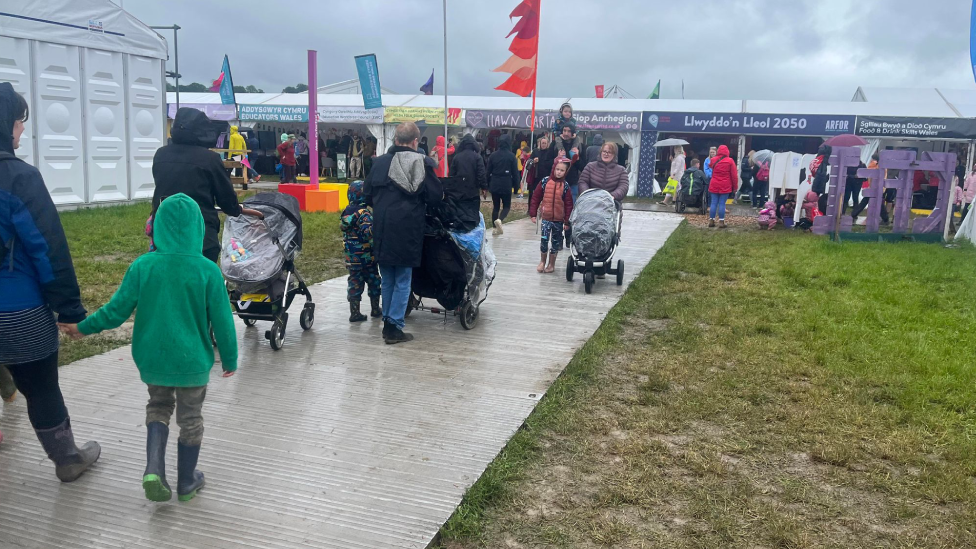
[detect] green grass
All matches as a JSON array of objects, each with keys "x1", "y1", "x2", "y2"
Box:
[
  {"x1": 438, "y1": 224, "x2": 976, "y2": 548},
  {"x1": 56, "y1": 202, "x2": 344, "y2": 366}
]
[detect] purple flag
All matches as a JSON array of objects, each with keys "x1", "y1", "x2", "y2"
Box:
[{"x1": 420, "y1": 70, "x2": 434, "y2": 95}]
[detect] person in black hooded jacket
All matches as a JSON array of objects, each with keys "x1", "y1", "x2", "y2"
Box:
[
  {"x1": 487, "y1": 134, "x2": 520, "y2": 235},
  {"x1": 0, "y1": 81, "x2": 100, "y2": 481},
  {"x1": 152, "y1": 108, "x2": 255, "y2": 263},
  {"x1": 446, "y1": 134, "x2": 487, "y2": 232}
]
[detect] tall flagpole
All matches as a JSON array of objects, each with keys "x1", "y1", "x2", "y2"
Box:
[
  {"x1": 443, "y1": 0, "x2": 449, "y2": 162},
  {"x1": 529, "y1": 0, "x2": 541, "y2": 153}
]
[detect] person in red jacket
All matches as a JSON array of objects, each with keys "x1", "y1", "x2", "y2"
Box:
[
  {"x1": 707, "y1": 144, "x2": 738, "y2": 228},
  {"x1": 277, "y1": 135, "x2": 297, "y2": 183},
  {"x1": 529, "y1": 158, "x2": 574, "y2": 273},
  {"x1": 431, "y1": 135, "x2": 455, "y2": 178}
]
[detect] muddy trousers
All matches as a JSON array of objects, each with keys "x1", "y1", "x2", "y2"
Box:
[{"x1": 146, "y1": 385, "x2": 207, "y2": 446}]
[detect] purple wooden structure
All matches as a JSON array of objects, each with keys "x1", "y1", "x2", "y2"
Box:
[
  {"x1": 812, "y1": 146, "x2": 860, "y2": 235},
  {"x1": 813, "y1": 147, "x2": 956, "y2": 237}
]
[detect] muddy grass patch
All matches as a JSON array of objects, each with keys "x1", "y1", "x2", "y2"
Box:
[{"x1": 437, "y1": 223, "x2": 976, "y2": 549}]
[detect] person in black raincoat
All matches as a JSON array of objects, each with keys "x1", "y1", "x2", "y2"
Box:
[
  {"x1": 152, "y1": 108, "x2": 257, "y2": 263},
  {"x1": 487, "y1": 134, "x2": 520, "y2": 235},
  {"x1": 364, "y1": 122, "x2": 442, "y2": 344}
]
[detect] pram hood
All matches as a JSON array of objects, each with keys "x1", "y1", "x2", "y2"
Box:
[
  {"x1": 221, "y1": 192, "x2": 302, "y2": 291},
  {"x1": 569, "y1": 189, "x2": 618, "y2": 261}
]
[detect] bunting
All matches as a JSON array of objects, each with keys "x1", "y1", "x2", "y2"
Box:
[{"x1": 493, "y1": 0, "x2": 540, "y2": 97}]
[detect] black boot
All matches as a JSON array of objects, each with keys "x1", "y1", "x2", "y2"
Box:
[
  {"x1": 34, "y1": 417, "x2": 101, "y2": 482},
  {"x1": 370, "y1": 296, "x2": 382, "y2": 318},
  {"x1": 177, "y1": 441, "x2": 206, "y2": 502},
  {"x1": 142, "y1": 422, "x2": 172, "y2": 502},
  {"x1": 384, "y1": 326, "x2": 415, "y2": 345},
  {"x1": 349, "y1": 301, "x2": 367, "y2": 323},
  {"x1": 382, "y1": 320, "x2": 393, "y2": 340}
]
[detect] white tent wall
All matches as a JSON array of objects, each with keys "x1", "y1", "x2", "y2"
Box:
[
  {"x1": 84, "y1": 48, "x2": 128, "y2": 203},
  {"x1": 126, "y1": 55, "x2": 165, "y2": 200},
  {"x1": 33, "y1": 41, "x2": 86, "y2": 205},
  {"x1": 1, "y1": 0, "x2": 168, "y2": 206},
  {"x1": 0, "y1": 36, "x2": 35, "y2": 167}
]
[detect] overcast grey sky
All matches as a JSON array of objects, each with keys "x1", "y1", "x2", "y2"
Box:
[{"x1": 120, "y1": 0, "x2": 975, "y2": 101}]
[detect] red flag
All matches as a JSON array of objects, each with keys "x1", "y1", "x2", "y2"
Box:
[
  {"x1": 496, "y1": 73, "x2": 536, "y2": 97},
  {"x1": 595, "y1": 85, "x2": 604, "y2": 98},
  {"x1": 494, "y1": 0, "x2": 541, "y2": 98},
  {"x1": 209, "y1": 72, "x2": 224, "y2": 92}
]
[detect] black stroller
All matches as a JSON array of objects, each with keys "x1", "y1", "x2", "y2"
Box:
[
  {"x1": 221, "y1": 192, "x2": 314, "y2": 350},
  {"x1": 566, "y1": 189, "x2": 624, "y2": 294},
  {"x1": 407, "y1": 213, "x2": 496, "y2": 329},
  {"x1": 675, "y1": 171, "x2": 708, "y2": 214}
]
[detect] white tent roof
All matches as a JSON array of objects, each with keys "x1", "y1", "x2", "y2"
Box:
[
  {"x1": 0, "y1": 0, "x2": 168, "y2": 59},
  {"x1": 852, "y1": 86, "x2": 976, "y2": 117},
  {"x1": 167, "y1": 92, "x2": 976, "y2": 121}
]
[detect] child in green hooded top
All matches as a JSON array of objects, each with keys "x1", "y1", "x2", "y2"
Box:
[{"x1": 60, "y1": 193, "x2": 238, "y2": 503}]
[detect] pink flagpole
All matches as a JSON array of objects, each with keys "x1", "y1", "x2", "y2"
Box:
[{"x1": 308, "y1": 50, "x2": 319, "y2": 188}]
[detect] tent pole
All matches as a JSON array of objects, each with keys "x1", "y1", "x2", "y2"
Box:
[{"x1": 443, "y1": 0, "x2": 448, "y2": 160}]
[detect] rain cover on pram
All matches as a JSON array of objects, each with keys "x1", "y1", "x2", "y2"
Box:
[
  {"x1": 570, "y1": 189, "x2": 618, "y2": 261},
  {"x1": 221, "y1": 192, "x2": 302, "y2": 292},
  {"x1": 413, "y1": 214, "x2": 496, "y2": 310}
]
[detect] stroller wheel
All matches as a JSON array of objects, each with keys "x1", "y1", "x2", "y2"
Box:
[
  {"x1": 616, "y1": 260, "x2": 625, "y2": 286},
  {"x1": 459, "y1": 301, "x2": 479, "y2": 330},
  {"x1": 268, "y1": 321, "x2": 285, "y2": 350},
  {"x1": 405, "y1": 294, "x2": 419, "y2": 317},
  {"x1": 300, "y1": 304, "x2": 315, "y2": 331},
  {"x1": 242, "y1": 318, "x2": 257, "y2": 327},
  {"x1": 565, "y1": 256, "x2": 575, "y2": 282},
  {"x1": 584, "y1": 271, "x2": 594, "y2": 294}
]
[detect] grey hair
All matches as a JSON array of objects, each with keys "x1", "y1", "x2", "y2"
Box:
[{"x1": 394, "y1": 122, "x2": 420, "y2": 145}]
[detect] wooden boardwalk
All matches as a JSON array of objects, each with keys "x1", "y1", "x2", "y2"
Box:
[{"x1": 0, "y1": 212, "x2": 682, "y2": 548}]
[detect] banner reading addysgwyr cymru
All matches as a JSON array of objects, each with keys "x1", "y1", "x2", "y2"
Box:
[
  {"x1": 643, "y1": 111, "x2": 856, "y2": 136},
  {"x1": 854, "y1": 116, "x2": 976, "y2": 140},
  {"x1": 237, "y1": 105, "x2": 384, "y2": 124},
  {"x1": 384, "y1": 106, "x2": 463, "y2": 126},
  {"x1": 354, "y1": 54, "x2": 383, "y2": 111},
  {"x1": 238, "y1": 105, "x2": 309, "y2": 122}
]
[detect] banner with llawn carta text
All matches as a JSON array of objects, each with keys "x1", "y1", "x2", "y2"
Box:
[
  {"x1": 465, "y1": 110, "x2": 640, "y2": 131},
  {"x1": 384, "y1": 106, "x2": 464, "y2": 126}
]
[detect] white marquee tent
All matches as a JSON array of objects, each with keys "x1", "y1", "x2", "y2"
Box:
[{"x1": 0, "y1": 0, "x2": 168, "y2": 206}]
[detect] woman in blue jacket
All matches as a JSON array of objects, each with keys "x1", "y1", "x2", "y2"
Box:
[{"x1": 0, "y1": 82, "x2": 100, "y2": 481}]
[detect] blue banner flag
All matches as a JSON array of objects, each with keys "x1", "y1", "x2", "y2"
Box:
[
  {"x1": 420, "y1": 70, "x2": 434, "y2": 95},
  {"x1": 219, "y1": 55, "x2": 236, "y2": 105},
  {"x1": 971, "y1": 1, "x2": 976, "y2": 83},
  {"x1": 355, "y1": 54, "x2": 383, "y2": 110}
]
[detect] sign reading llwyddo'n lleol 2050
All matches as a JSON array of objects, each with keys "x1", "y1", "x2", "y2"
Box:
[{"x1": 642, "y1": 112, "x2": 856, "y2": 136}]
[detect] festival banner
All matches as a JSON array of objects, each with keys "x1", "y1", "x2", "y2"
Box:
[
  {"x1": 354, "y1": 54, "x2": 383, "y2": 111},
  {"x1": 316, "y1": 106, "x2": 384, "y2": 125},
  {"x1": 854, "y1": 116, "x2": 976, "y2": 140},
  {"x1": 384, "y1": 106, "x2": 463, "y2": 126},
  {"x1": 465, "y1": 110, "x2": 639, "y2": 131},
  {"x1": 238, "y1": 104, "x2": 309, "y2": 122},
  {"x1": 464, "y1": 109, "x2": 553, "y2": 129},
  {"x1": 576, "y1": 112, "x2": 642, "y2": 131},
  {"x1": 642, "y1": 111, "x2": 856, "y2": 136},
  {"x1": 167, "y1": 103, "x2": 238, "y2": 121}
]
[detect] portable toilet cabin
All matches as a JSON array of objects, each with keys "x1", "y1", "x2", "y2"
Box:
[{"x1": 0, "y1": 0, "x2": 168, "y2": 205}]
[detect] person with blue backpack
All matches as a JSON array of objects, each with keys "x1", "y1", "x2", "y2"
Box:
[{"x1": 0, "y1": 82, "x2": 100, "y2": 480}]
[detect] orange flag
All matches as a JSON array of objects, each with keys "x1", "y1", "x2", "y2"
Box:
[{"x1": 493, "y1": 0, "x2": 541, "y2": 98}]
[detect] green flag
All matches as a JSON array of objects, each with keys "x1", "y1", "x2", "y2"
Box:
[{"x1": 648, "y1": 80, "x2": 660, "y2": 99}]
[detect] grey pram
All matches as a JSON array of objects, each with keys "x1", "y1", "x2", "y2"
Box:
[
  {"x1": 221, "y1": 192, "x2": 314, "y2": 350},
  {"x1": 565, "y1": 189, "x2": 624, "y2": 294}
]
